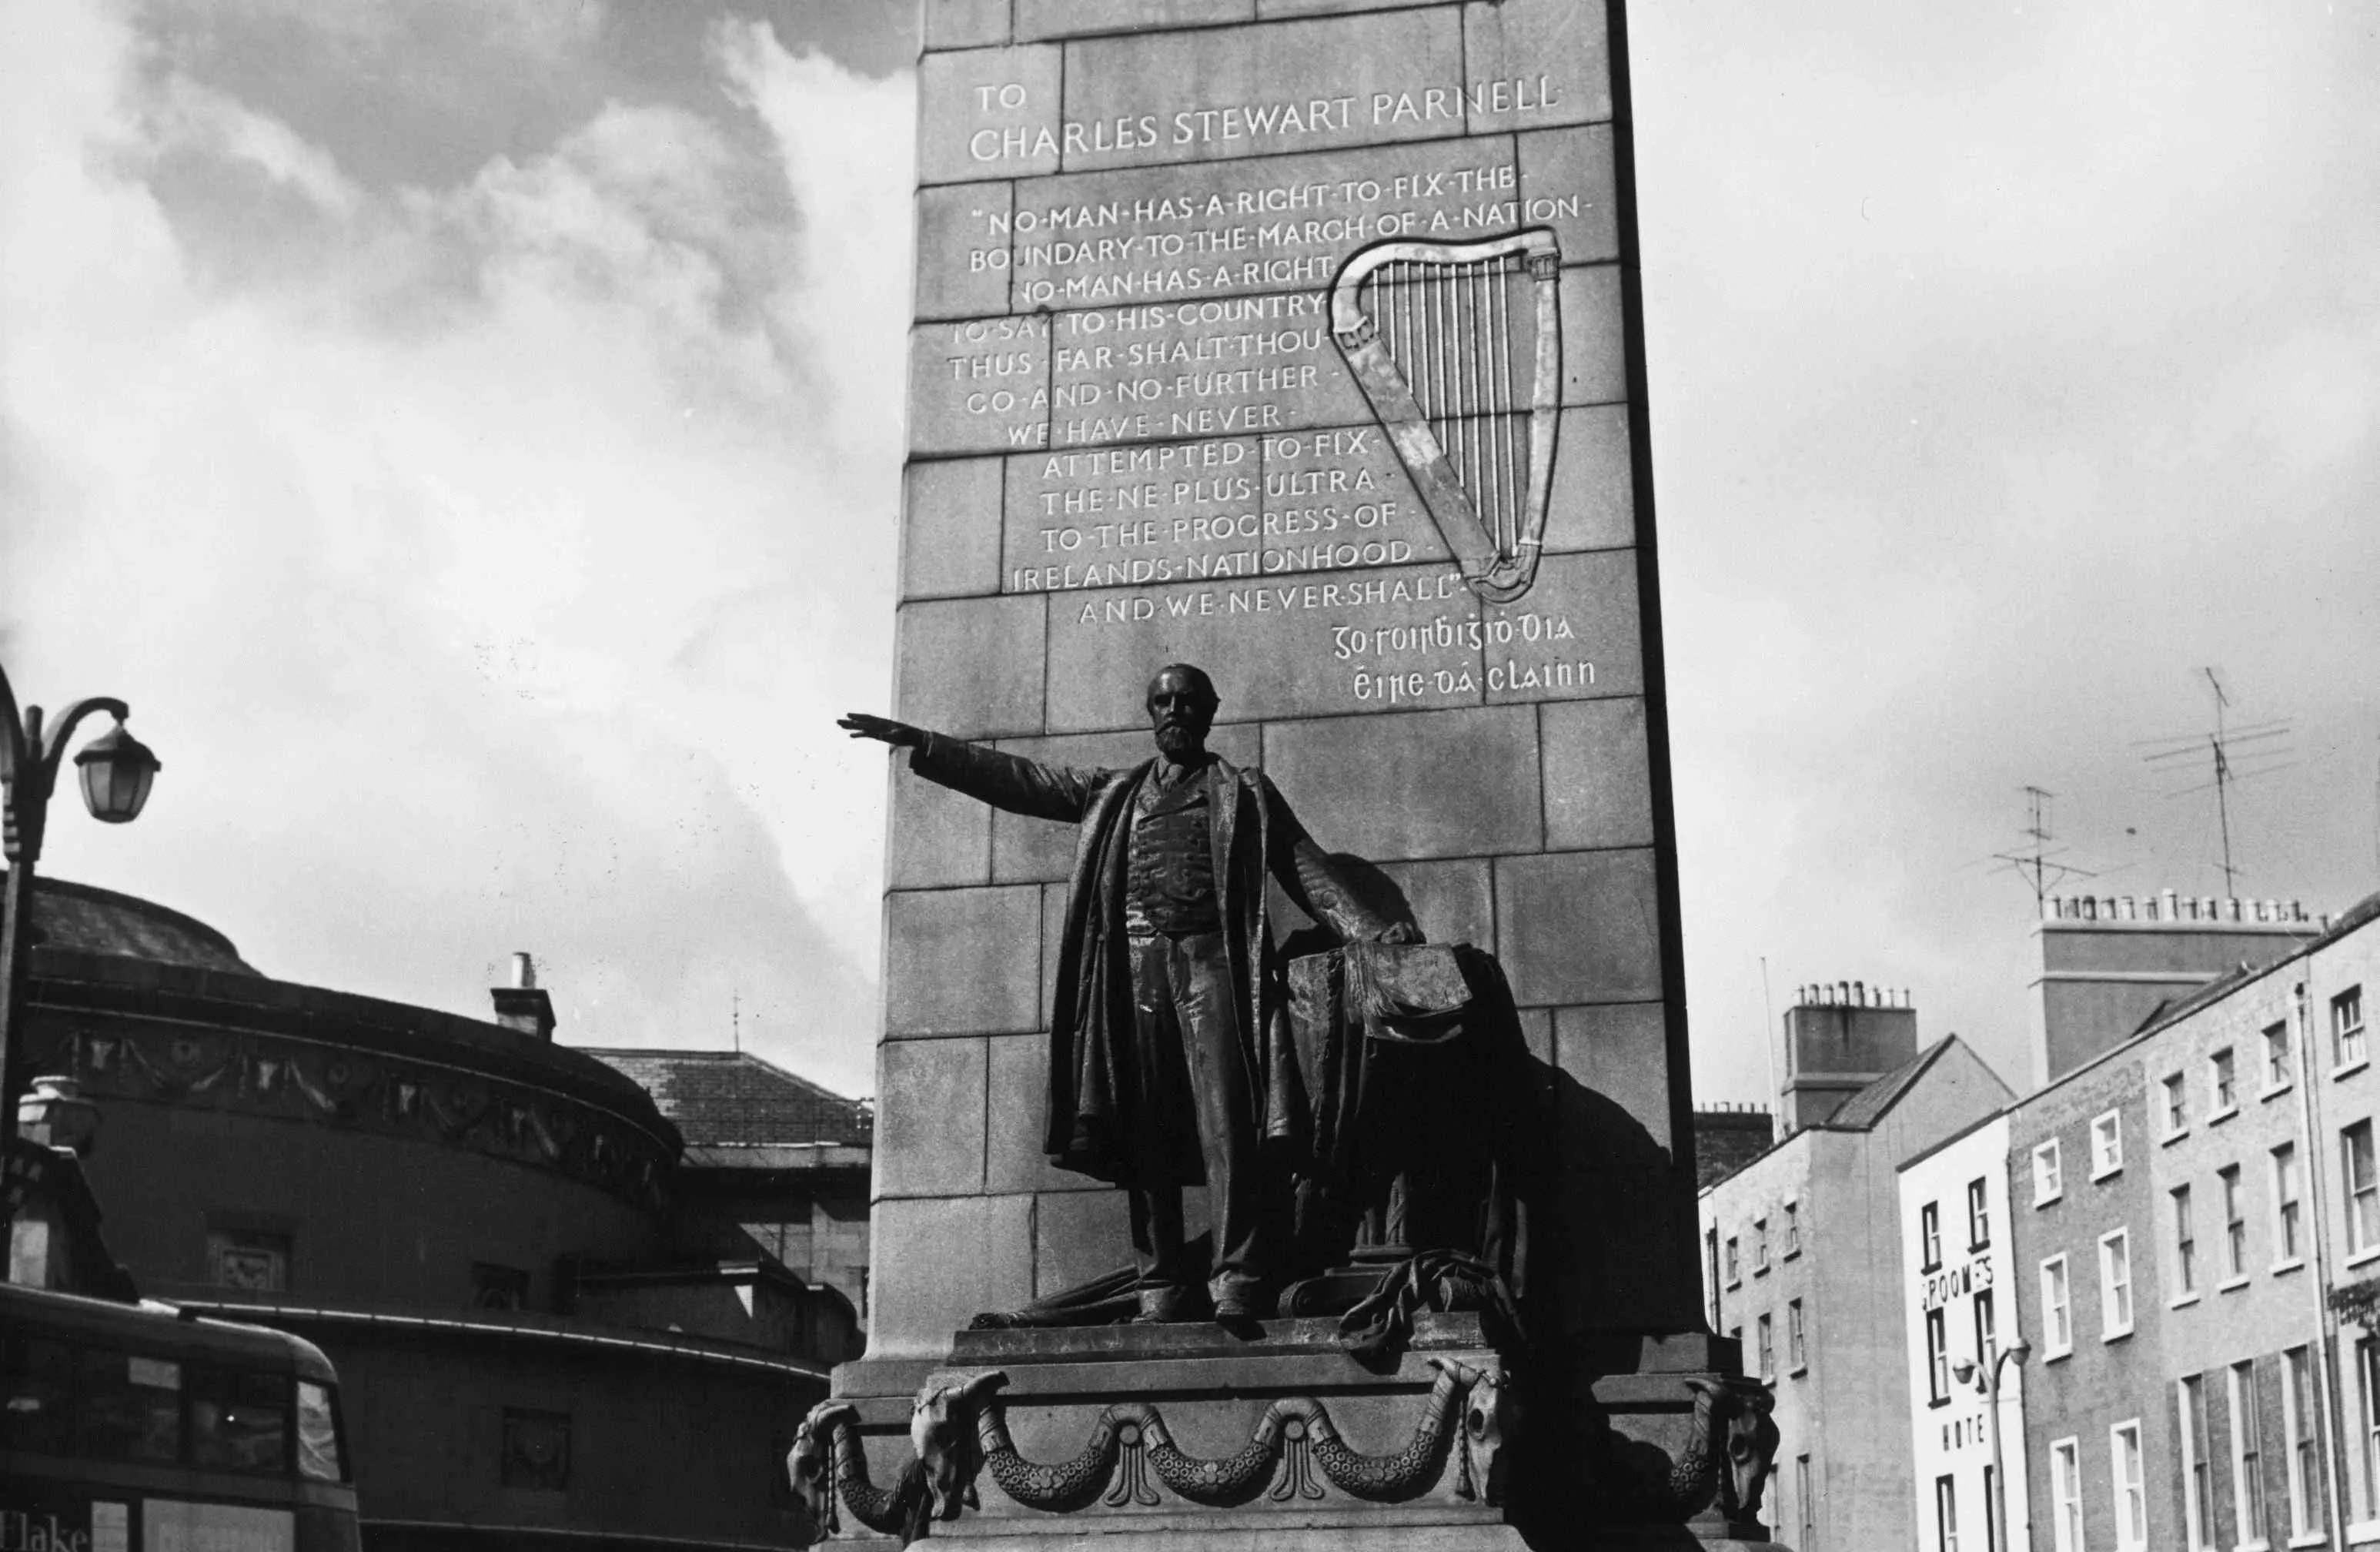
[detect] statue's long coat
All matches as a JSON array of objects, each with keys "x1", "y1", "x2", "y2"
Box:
[{"x1": 909, "y1": 736, "x2": 1399, "y2": 1186}]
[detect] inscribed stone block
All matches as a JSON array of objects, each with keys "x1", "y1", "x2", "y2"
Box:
[
  {"x1": 875, "y1": 1039, "x2": 988, "y2": 1196},
  {"x1": 884, "y1": 885, "x2": 1045, "y2": 1035},
  {"x1": 1002, "y1": 437, "x2": 1263, "y2": 597},
  {"x1": 1033, "y1": 1188, "x2": 1136, "y2": 1296},
  {"x1": 986, "y1": 1033, "x2": 1095, "y2": 1194},
  {"x1": 1046, "y1": 296, "x2": 1372, "y2": 443},
  {"x1": 1480, "y1": 547, "x2": 1640, "y2": 706},
  {"x1": 918, "y1": 46, "x2": 1064, "y2": 186},
  {"x1": 1044, "y1": 564, "x2": 1482, "y2": 731},
  {"x1": 1461, "y1": 0, "x2": 1611, "y2": 131},
  {"x1": 1058, "y1": 9, "x2": 1463, "y2": 172},
  {"x1": 1265, "y1": 705, "x2": 1541, "y2": 861},
  {"x1": 868, "y1": 1196, "x2": 1034, "y2": 1358},
  {"x1": 1493, "y1": 848, "x2": 1663, "y2": 1006},
  {"x1": 894, "y1": 594, "x2": 1047, "y2": 738},
  {"x1": 886, "y1": 758, "x2": 993, "y2": 890},
  {"x1": 1018, "y1": 0, "x2": 1254, "y2": 40},
  {"x1": 1559, "y1": 264, "x2": 1628, "y2": 407},
  {"x1": 1003, "y1": 139, "x2": 1523, "y2": 312},
  {"x1": 904, "y1": 456, "x2": 1005, "y2": 602},
  {"x1": 915, "y1": 185, "x2": 1015, "y2": 323},
  {"x1": 1542, "y1": 405, "x2": 1636, "y2": 557},
  {"x1": 1517, "y1": 126, "x2": 1620, "y2": 266},
  {"x1": 908, "y1": 317, "x2": 1053, "y2": 457},
  {"x1": 1539, "y1": 695, "x2": 1654, "y2": 851},
  {"x1": 923, "y1": 0, "x2": 1012, "y2": 51},
  {"x1": 1373, "y1": 856, "x2": 1494, "y2": 948},
  {"x1": 990, "y1": 724, "x2": 1262, "y2": 883},
  {"x1": 1553, "y1": 1000, "x2": 1673, "y2": 1161}
]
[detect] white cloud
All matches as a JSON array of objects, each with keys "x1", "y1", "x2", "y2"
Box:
[{"x1": 0, "y1": 0, "x2": 914, "y2": 1094}]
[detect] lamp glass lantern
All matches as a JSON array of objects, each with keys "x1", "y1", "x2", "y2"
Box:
[{"x1": 72, "y1": 723, "x2": 160, "y2": 824}]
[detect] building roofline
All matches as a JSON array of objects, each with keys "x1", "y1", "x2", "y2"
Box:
[{"x1": 1895, "y1": 1102, "x2": 2013, "y2": 1174}]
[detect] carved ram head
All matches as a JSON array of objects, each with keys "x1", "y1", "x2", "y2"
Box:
[
  {"x1": 1431, "y1": 1357, "x2": 1520, "y2": 1506},
  {"x1": 784, "y1": 1400, "x2": 850, "y2": 1541},
  {"x1": 911, "y1": 1370, "x2": 1008, "y2": 1521},
  {"x1": 1719, "y1": 1383, "x2": 1780, "y2": 1522}
]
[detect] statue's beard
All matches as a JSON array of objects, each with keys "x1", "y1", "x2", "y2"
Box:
[{"x1": 1154, "y1": 723, "x2": 1204, "y2": 761}]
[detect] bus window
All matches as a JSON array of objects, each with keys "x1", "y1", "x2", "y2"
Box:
[
  {"x1": 189, "y1": 1365, "x2": 290, "y2": 1474},
  {"x1": 77, "y1": 1347, "x2": 182, "y2": 1463},
  {"x1": 2, "y1": 1334, "x2": 72, "y2": 1454},
  {"x1": 296, "y1": 1381, "x2": 346, "y2": 1483}
]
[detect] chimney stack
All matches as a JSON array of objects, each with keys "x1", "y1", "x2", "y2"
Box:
[{"x1": 491, "y1": 952, "x2": 557, "y2": 1042}]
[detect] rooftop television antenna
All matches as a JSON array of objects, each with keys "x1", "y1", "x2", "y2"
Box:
[
  {"x1": 1991, "y1": 784, "x2": 2096, "y2": 906},
  {"x1": 2134, "y1": 669, "x2": 2293, "y2": 896}
]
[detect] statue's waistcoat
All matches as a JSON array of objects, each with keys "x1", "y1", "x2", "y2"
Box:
[{"x1": 1122, "y1": 775, "x2": 1221, "y2": 936}]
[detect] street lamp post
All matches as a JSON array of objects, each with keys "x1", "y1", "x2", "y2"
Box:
[
  {"x1": 1954, "y1": 1335, "x2": 2032, "y2": 1552},
  {"x1": 0, "y1": 661, "x2": 160, "y2": 1159}
]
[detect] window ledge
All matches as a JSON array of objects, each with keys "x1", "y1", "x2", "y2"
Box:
[
  {"x1": 2103, "y1": 1325, "x2": 2135, "y2": 1343},
  {"x1": 1783, "y1": 1249, "x2": 1801, "y2": 1261},
  {"x1": 2275, "y1": 1258, "x2": 2307, "y2": 1276},
  {"x1": 2092, "y1": 1164, "x2": 2125, "y2": 1182},
  {"x1": 2221, "y1": 1274, "x2": 2253, "y2": 1293},
  {"x1": 2347, "y1": 1245, "x2": 2380, "y2": 1271},
  {"x1": 2347, "y1": 1520, "x2": 2380, "y2": 1547},
  {"x1": 1753, "y1": 1265, "x2": 1770, "y2": 1278},
  {"x1": 2164, "y1": 1126, "x2": 2191, "y2": 1146},
  {"x1": 2171, "y1": 1290, "x2": 2203, "y2": 1310},
  {"x1": 2286, "y1": 1532, "x2": 2328, "y2": 1550},
  {"x1": 1788, "y1": 1363, "x2": 1808, "y2": 1379},
  {"x1": 2264, "y1": 1082, "x2": 2295, "y2": 1102},
  {"x1": 2044, "y1": 1344, "x2": 2073, "y2": 1363},
  {"x1": 2211, "y1": 1103, "x2": 2240, "y2": 1126},
  {"x1": 2337, "y1": 1057, "x2": 2371, "y2": 1082},
  {"x1": 2238, "y1": 1541, "x2": 2272, "y2": 1552},
  {"x1": 2035, "y1": 1191, "x2": 2064, "y2": 1209}
]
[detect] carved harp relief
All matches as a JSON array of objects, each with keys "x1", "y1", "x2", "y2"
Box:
[{"x1": 1328, "y1": 230, "x2": 1562, "y2": 604}]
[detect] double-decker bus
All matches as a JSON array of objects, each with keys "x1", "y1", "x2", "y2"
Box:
[{"x1": 2, "y1": 1282, "x2": 360, "y2": 1552}]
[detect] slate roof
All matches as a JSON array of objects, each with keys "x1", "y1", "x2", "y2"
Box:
[
  {"x1": 9, "y1": 872, "x2": 256, "y2": 975},
  {"x1": 585, "y1": 1049, "x2": 873, "y2": 1147},
  {"x1": 1820, "y1": 1035, "x2": 1957, "y2": 1131}
]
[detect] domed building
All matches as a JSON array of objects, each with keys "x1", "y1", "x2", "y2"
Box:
[{"x1": 8, "y1": 873, "x2": 864, "y2": 1552}]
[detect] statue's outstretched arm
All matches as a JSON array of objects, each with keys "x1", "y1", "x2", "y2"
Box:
[{"x1": 843, "y1": 711, "x2": 1102, "y2": 824}]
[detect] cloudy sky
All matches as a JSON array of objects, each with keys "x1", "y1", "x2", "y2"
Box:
[{"x1": 2, "y1": 0, "x2": 2373, "y2": 1103}]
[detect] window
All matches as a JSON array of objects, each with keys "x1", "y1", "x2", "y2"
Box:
[
  {"x1": 2348, "y1": 1120, "x2": 2380, "y2": 1255},
  {"x1": 1725, "y1": 1236, "x2": 1740, "y2": 1285},
  {"x1": 2234, "y1": 1360, "x2": 2269, "y2": 1546},
  {"x1": 1937, "y1": 1474, "x2": 1961, "y2": 1552},
  {"x1": 296, "y1": 1380, "x2": 347, "y2": 1483},
  {"x1": 2111, "y1": 1420, "x2": 2147, "y2": 1551},
  {"x1": 2051, "y1": 1437, "x2": 2084, "y2": 1552},
  {"x1": 2041, "y1": 1255, "x2": 2074, "y2": 1356},
  {"x1": 1974, "y1": 1288, "x2": 1997, "y2": 1366},
  {"x1": 2172, "y1": 1185, "x2": 2198, "y2": 1296},
  {"x1": 1757, "y1": 1313, "x2": 1774, "y2": 1381},
  {"x1": 1753, "y1": 1216, "x2": 1770, "y2": 1273},
  {"x1": 2091, "y1": 1110, "x2": 2124, "y2": 1177},
  {"x1": 472, "y1": 1263, "x2": 530, "y2": 1311},
  {"x1": 1921, "y1": 1202, "x2": 1944, "y2": 1270},
  {"x1": 2181, "y1": 1375, "x2": 2214, "y2": 1550},
  {"x1": 2266, "y1": 1021, "x2": 2293, "y2": 1090},
  {"x1": 1797, "y1": 1454, "x2": 1816, "y2": 1547},
  {"x1": 1787, "y1": 1297, "x2": 1807, "y2": 1372},
  {"x1": 206, "y1": 1228, "x2": 290, "y2": 1293},
  {"x1": 189, "y1": 1364, "x2": 291, "y2": 1474},
  {"x1": 2100, "y1": 1229, "x2": 2134, "y2": 1337},
  {"x1": 501, "y1": 1406, "x2": 572, "y2": 1490},
  {"x1": 1967, "y1": 1178, "x2": 1991, "y2": 1249},
  {"x1": 2034, "y1": 1139, "x2": 2064, "y2": 1205},
  {"x1": 2361, "y1": 1339, "x2": 2380, "y2": 1528},
  {"x1": 1927, "y1": 1307, "x2": 1950, "y2": 1403},
  {"x1": 2221, "y1": 1165, "x2": 2248, "y2": 1281},
  {"x1": 2275, "y1": 1144, "x2": 2305, "y2": 1265},
  {"x1": 2336, "y1": 985, "x2": 2367, "y2": 1069},
  {"x1": 1783, "y1": 1200, "x2": 1801, "y2": 1257},
  {"x1": 2164, "y1": 1072, "x2": 2189, "y2": 1136},
  {"x1": 2285, "y1": 1346, "x2": 2320, "y2": 1537},
  {"x1": 75, "y1": 1348, "x2": 180, "y2": 1463},
  {"x1": 2212, "y1": 1047, "x2": 2238, "y2": 1113}
]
